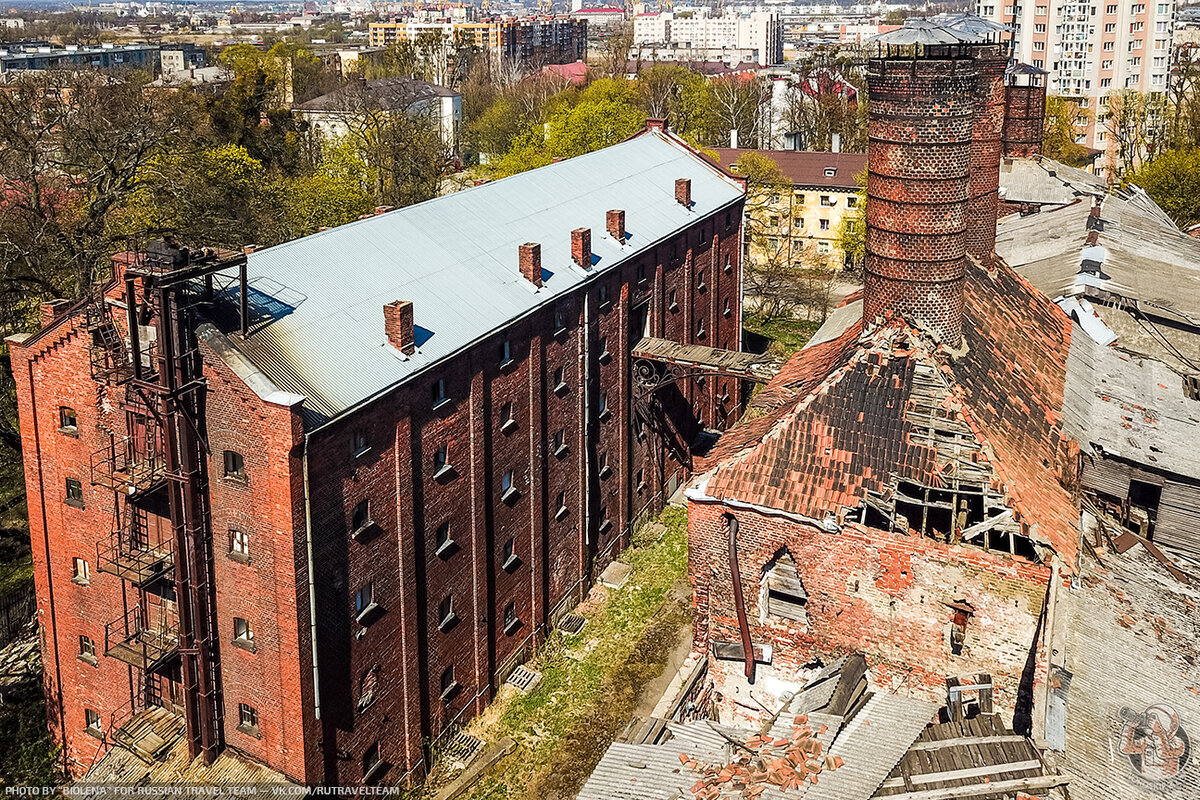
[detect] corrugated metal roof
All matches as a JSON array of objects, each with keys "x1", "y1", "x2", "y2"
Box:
[
  {"x1": 804, "y1": 693, "x2": 937, "y2": 800},
  {"x1": 204, "y1": 132, "x2": 743, "y2": 423}
]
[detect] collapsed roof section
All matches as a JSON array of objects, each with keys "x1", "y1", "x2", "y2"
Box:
[{"x1": 694, "y1": 255, "x2": 1080, "y2": 566}]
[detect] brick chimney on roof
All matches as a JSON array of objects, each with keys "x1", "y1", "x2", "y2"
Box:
[
  {"x1": 1003, "y1": 65, "x2": 1047, "y2": 158},
  {"x1": 384, "y1": 300, "x2": 415, "y2": 355},
  {"x1": 519, "y1": 242, "x2": 542, "y2": 287},
  {"x1": 675, "y1": 178, "x2": 692, "y2": 208},
  {"x1": 863, "y1": 48, "x2": 977, "y2": 347},
  {"x1": 571, "y1": 227, "x2": 591, "y2": 267},
  {"x1": 607, "y1": 209, "x2": 625, "y2": 242},
  {"x1": 965, "y1": 44, "x2": 1008, "y2": 262}
]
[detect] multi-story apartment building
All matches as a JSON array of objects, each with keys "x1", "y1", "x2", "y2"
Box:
[
  {"x1": 0, "y1": 43, "x2": 160, "y2": 74},
  {"x1": 9, "y1": 125, "x2": 746, "y2": 785},
  {"x1": 367, "y1": 15, "x2": 587, "y2": 67},
  {"x1": 633, "y1": 10, "x2": 784, "y2": 66},
  {"x1": 712, "y1": 149, "x2": 866, "y2": 270},
  {"x1": 978, "y1": 0, "x2": 1176, "y2": 166}
]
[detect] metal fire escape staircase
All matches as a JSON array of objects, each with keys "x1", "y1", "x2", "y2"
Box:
[
  {"x1": 630, "y1": 337, "x2": 782, "y2": 469},
  {"x1": 85, "y1": 239, "x2": 250, "y2": 766}
]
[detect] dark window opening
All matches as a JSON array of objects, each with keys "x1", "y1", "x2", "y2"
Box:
[
  {"x1": 438, "y1": 595, "x2": 456, "y2": 631},
  {"x1": 441, "y1": 665, "x2": 459, "y2": 700},
  {"x1": 60, "y1": 407, "x2": 77, "y2": 432},
  {"x1": 504, "y1": 601, "x2": 519, "y2": 634},
  {"x1": 223, "y1": 450, "x2": 246, "y2": 480},
  {"x1": 761, "y1": 551, "x2": 808, "y2": 623},
  {"x1": 948, "y1": 601, "x2": 974, "y2": 656}
]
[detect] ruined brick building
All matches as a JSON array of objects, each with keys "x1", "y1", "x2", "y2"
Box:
[
  {"x1": 8, "y1": 127, "x2": 748, "y2": 783},
  {"x1": 686, "y1": 24, "x2": 1080, "y2": 725}
]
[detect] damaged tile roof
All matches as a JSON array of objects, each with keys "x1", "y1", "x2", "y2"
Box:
[{"x1": 694, "y1": 257, "x2": 1081, "y2": 565}]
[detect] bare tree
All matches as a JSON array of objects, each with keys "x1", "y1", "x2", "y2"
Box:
[
  {"x1": 709, "y1": 74, "x2": 769, "y2": 148},
  {"x1": 0, "y1": 70, "x2": 200, "y2": 304}
]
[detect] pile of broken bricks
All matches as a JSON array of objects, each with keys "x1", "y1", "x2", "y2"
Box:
[{"x1": 684, "y1": 714, "x2": 844, "y2": 799}]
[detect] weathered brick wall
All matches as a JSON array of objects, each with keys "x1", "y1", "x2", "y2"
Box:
[
  {"x1": 9, "y1": 322, "x2": 135, "y2": 777},
  {"x1": 688, "y1": 500, "x2": 1050, "y2": 722},
  {"x1": 1002, "y1": 81, "x2": 1047, "y2": 158},
  {"x1": 302, "y1": 198, "x2": 745, "y2": 784},
  {"x1": 12, "y1": 191, "x2": 745, "y2": 786},
  {"x1": 966, "y1": 47, "x2": 1008, "y2": 262},
  {"x1": 863, "y1": 55, "x2": 977, "y2": 346},
  {"x1": 201, "y1": 342, "x2": 309, "y2": 782}
]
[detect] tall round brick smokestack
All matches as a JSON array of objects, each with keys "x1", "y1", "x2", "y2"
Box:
[
  {"x1": 1003, "y1": 63, "x2": 1047, "y2": 158},
  {"x1": 965, "y1": 45, "x2": 1008, "y2": 262},
  {"x1": 865, "y1": 49, "x2": 977, "y2": 346}
]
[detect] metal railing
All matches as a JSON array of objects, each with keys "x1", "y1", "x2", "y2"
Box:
[
  {"x1": 90, "y1": 436, "x2": 166, "y2": 493},
  {"x1": 96, "y1": 508, "x2": 174, "y2": 587},
  {"x1": 104, "y1": 605, "x2": 179, "y2": 672}
]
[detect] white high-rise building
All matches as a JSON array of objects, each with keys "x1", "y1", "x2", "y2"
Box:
[
  {"x1": 632, "y1": 9, "x2": 784, "y2": 65},
  {"x1": 977, "y1": 0, "x2": 1176, "y2": 170}
]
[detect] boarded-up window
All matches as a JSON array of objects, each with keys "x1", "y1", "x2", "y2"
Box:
[{"x1": 761, "y1": 552, "x2": 808, "y2": 623}]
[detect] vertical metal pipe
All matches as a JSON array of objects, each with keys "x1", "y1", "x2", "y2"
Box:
[
  {"x1": 239, "y1": 260, "x2": 249, "y2": 337},
  {"x1": 724, "y1": 513, "x2": 755, "y2": 683},
  {"x1": 126, "y1": 277, "x2": 142, "y2": 382}
]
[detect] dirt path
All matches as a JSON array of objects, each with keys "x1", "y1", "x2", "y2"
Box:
[{"x1": 630, "y1": 581, "x2": 695, "y2": 721}]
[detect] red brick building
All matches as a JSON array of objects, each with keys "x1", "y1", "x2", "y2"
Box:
[
  {"x1": 686, "y1": 34, "x2": 1075, "y2": 730},
  {"x1": 9, "y1": 127, "x2": 747, "y2": 783}
]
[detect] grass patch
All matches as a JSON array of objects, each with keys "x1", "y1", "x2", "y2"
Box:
[
  {"x1": 743, "y1": 313, "x2": 822, "y2": 360},
  {"x1": 0, "y1": 554, "x2": 32, "y2": 597},
  {"x1": 450, "y1": 506, "x2": 691, "y2": 800}
]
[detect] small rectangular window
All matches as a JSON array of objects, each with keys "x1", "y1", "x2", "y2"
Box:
[
  {"x1": 72, "y1": 557, "x2": 89, "y2": 584},
  {"x1": 598, "y1": 283, "x2": 610, "y2": 306},
  {"x1": 668, "y1": 289, "x2": 679, "y2": 312},
  {"x1": 238, "y1": 703, "x2": 258, "y2": 730},
  {"x1": 230, "y1": 529, "x2": 249, "y2": 557},
  {"x1": 351, "y1": 429, "x2": 369, "y2": 456},
  {"x1": 599, "y1": 452, "x2": 612, "y2": 479},
  {"x1": 85, "y1": 708, "x2": 102, "y2": 735},
  {"x1": 502, "y1": 537, "x2": 519, "y2": 571},
  {"x1": 79, "y1": 635, "x2": 96, "y2": 662},
  {"x1": 440, "y1": 665, "x2": 458, "y2": 700},
  {"x1": 356, "y1": 582, "x2": 374, "y2": 615},
  {"x1": 598, "y1": 392, "x2": 609, "y2": 419},
  {"x1": 555, "y1": 491, "x2": 568, "y2": 519},
  {"x1": 503, "y1": 601, "x2": 519, "y2": 634},
  {"x1": 233, "y1": 617, "x2": 254, "y2": 649},
  {"x1": 501, "y1": 470, "x2": 518, "y2": 503},
  {"x1": 820, "y1": 195, "x2": 833, "y2": 207},
  {"x1": 351, "y1": 500, "x2": 370, "y2": 536},
  {"x1": 500, "y1": 338, "x2": 513, "y2": 366},
  {"x1": 436, "y1": 521, "x2": 454, "y2": 557},
  {"x1": 59, "y1": 407, "x2": 77, "y2": 432},
  {"x1": 65, "y1": 478, "x2": 83, "y2": 507},
  {"x1": 439, "y1": 594, "x2": 455, "y2": 630},
  {"x1": 223, "y1": 450, "x2": 245, "y2": 480},
  {"x1": 501, "y1": 401, "x2": 517, "y2": 433},
  {"x1": 553, "y1": 304, "x2": 567, "y2": 332},
  {"x1": 432, "y1": 378, "x2": 448, "y2": 408}
]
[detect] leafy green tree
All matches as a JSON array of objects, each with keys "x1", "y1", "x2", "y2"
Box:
[
  {"x1": 835, "y1": 170, "x2": 867, "y2": 273},
  {"x1": 114, "y1": 144, "x2": 288, "y2": 249},
  {"x1": 1129, "y1": 148, "x2": 1200, "y2": 228},
  {"x1": 637, "y1": 64, "x2": 713, "y2": 144},
  {"x1": 546, "y1": 78, "x2": 645, "y2": 159},
  {"x1": 284, "y1": 141, "x2": 376, "y2": 236},
  {"x1": 1042, "y1": 95, "x2": 1093, "y2": 168}
]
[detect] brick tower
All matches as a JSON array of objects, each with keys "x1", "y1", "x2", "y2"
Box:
[
  {"x1": 1002, "y1": 63, "x2": 1048, "y2": 158},
  {"x1": 864, "y1": 42, "x2": 977, "y2": 346},
  {"x1": 965, "y1": 44, "x2": 1009, "y2": 262}
]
